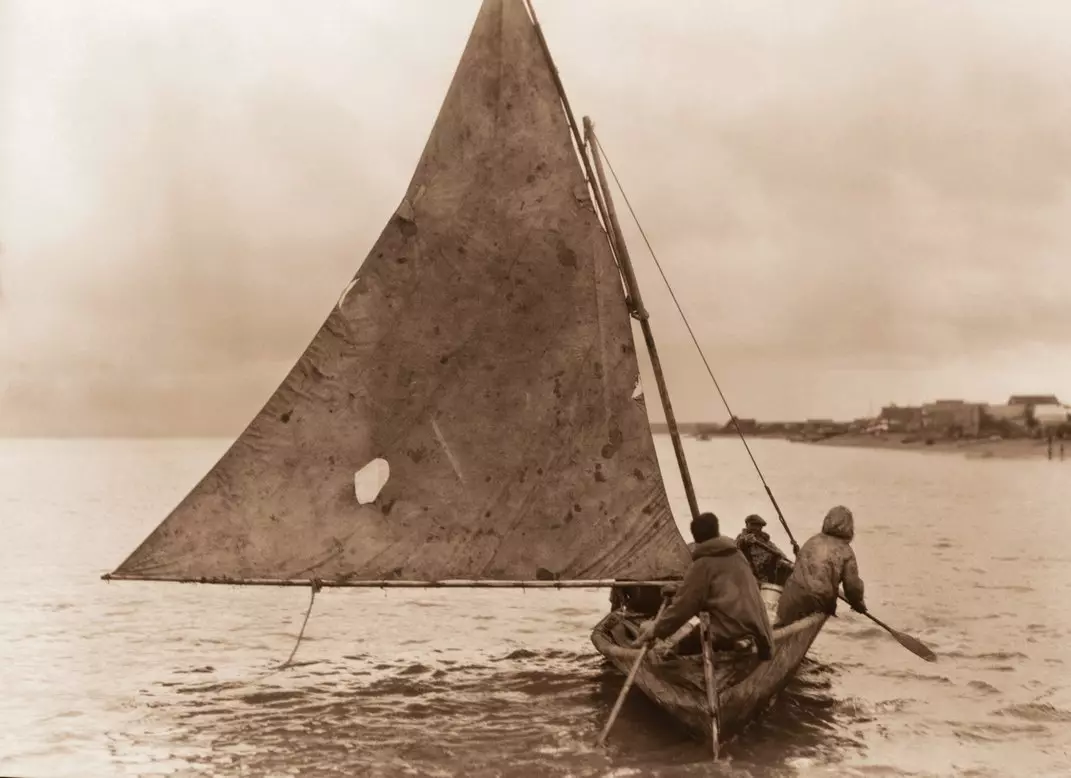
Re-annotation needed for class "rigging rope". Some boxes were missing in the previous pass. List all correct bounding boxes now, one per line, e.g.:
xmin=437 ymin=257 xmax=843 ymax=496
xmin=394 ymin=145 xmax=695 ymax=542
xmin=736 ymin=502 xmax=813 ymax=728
xmin=592 ymin=136 xmax=801 ymax=556
xmin=212 ymin=580 xmax=322 ymax=688
xmin=280 ymin=579 xmax=321 ymax=669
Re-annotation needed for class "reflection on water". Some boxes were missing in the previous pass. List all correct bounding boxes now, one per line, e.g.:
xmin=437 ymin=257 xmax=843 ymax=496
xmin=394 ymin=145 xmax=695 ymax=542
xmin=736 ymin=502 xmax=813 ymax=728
xmin=1 ymin=437 xmax=1069 ymax=777
xmin=115 ymin=649 xmax=851 ymax=777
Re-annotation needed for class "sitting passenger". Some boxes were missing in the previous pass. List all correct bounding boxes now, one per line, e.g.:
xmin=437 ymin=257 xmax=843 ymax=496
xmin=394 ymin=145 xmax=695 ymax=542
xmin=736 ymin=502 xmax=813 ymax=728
xmin=735 ymin=514 xmax=794 ymax=585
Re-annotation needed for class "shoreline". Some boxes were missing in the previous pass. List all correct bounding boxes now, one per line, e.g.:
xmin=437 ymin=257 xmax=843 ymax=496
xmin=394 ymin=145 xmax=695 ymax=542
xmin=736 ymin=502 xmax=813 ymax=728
xmin=793 ymin=432 xmax=1065 ymax=460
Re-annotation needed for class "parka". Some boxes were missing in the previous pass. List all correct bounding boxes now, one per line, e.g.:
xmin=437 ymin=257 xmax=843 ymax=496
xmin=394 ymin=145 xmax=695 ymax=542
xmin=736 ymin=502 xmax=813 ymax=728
xmin=651 ymin=536 xmax=775 ymax=658
xmin=775 ymin=505 xmax=865 ymax=626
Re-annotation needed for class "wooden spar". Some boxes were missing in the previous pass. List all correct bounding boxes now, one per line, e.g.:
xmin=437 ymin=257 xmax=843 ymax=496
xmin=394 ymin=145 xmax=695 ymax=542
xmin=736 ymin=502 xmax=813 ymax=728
xmin=583 ymin=116 xmax=700 ymax=521
xmin=698 ymin=612 xmax=722 ymax=758
xmin=522 ymin=1 xmax=697 ymax=520
xmin=583 ymin=133 xmax=625 ymax=270
xmin=100 ymin=573 xmax=678 ymax=588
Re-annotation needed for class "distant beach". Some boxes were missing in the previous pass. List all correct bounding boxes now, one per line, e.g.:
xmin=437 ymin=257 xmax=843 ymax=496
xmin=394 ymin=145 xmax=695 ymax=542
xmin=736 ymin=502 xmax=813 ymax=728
xmin=798 ymin=432 xmax=1064 ymax=460
xmin=651 ymin=400 xmax=1069 ymax=461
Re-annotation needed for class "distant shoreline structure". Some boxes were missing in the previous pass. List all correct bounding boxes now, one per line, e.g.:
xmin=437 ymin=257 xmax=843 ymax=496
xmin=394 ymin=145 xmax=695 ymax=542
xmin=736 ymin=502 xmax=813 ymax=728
xmin=655 ymin=394 xmax=1069 ymax=460
xmin=4 ymin=395 xmax=1068 ymax=445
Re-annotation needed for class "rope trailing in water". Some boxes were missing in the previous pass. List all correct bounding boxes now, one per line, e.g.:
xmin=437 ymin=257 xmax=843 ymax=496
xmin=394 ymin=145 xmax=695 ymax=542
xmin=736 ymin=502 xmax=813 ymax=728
xmin=217 ymin=580 xmax=324 ymax=687
xmin=592 ymin=136 xmax=800 ymax=555
xmin=279 ymin=579 xmax=322 ymax=669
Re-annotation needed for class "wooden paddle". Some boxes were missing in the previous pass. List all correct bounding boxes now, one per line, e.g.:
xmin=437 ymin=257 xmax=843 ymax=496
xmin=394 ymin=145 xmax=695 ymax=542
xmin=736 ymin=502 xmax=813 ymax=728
xmin=750 ymin=536 xmax=937 ymax=663
xmin=597 ymin=600 xmax=667 ymax=747
xmin=842 ymin=597 xmax=937 ymax=662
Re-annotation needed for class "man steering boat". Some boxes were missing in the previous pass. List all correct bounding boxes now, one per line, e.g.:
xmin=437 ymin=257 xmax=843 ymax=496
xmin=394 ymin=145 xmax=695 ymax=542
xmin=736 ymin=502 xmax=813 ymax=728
xmin=631 ymin=512 xmax=774 ymax=660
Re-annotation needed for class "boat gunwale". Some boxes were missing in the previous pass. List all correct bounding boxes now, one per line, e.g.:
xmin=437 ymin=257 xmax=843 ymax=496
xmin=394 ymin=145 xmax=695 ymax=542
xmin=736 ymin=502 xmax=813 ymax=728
xmin=591 ymin=611 xmax=825 ymax=664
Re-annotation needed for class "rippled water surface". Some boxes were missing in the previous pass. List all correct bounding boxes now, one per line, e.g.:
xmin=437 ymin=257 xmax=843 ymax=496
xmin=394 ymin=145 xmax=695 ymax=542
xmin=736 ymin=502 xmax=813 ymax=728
xmin=2 ymin=436 xmax=1069 ymax=777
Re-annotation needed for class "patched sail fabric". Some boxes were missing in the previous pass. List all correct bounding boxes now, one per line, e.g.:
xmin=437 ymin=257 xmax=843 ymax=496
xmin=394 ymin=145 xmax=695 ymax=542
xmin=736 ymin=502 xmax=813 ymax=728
xmin=109 ymin=0 xmax=690 ymax=584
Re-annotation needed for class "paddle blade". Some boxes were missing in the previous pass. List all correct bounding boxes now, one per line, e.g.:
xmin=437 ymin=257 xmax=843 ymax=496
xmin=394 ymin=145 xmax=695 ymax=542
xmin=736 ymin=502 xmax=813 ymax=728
xmin=848 ymin=601 xmax=939 ymax=663
xmin=891 ymin=628 xmax=937 ymax=662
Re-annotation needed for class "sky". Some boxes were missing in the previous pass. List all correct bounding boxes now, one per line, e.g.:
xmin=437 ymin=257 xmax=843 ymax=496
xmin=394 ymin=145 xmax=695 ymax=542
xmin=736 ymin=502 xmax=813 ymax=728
xmin=2 ymin=0 xmax=1070 ymax=435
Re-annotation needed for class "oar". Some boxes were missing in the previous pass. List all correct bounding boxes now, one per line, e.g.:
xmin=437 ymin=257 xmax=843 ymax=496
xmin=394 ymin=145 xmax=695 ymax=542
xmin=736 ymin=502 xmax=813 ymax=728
xmin=842 ymin=597 xmax=937 ymax=662
xmin=750 ymin=536 xmax=937 ymax=663
xmin=597 ymin=600 xmax=667 ymax=747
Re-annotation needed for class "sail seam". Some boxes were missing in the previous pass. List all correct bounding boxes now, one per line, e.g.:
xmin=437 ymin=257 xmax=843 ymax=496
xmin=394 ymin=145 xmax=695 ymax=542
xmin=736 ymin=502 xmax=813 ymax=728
xmin=285 ymin=530 xmax=359 ymax=579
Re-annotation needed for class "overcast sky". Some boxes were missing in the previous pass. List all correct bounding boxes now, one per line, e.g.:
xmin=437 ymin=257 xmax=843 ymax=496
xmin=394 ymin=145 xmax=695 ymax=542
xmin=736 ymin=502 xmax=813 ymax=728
xmin=2 ymin=0 xmax=1070 ymax=434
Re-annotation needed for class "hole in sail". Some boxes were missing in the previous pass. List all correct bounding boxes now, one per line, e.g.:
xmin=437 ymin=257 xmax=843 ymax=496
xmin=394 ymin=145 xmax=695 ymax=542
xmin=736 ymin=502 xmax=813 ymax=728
xmin=354 ymin=458 xmax=390 ymax=504
xmin=632 ymin=377 xmax=644 ymax=401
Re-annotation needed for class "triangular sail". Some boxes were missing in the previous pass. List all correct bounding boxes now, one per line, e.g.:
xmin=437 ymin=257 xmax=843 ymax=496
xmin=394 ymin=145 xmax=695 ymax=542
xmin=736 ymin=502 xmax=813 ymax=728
xmin=108 ymin=0 xmax=690 ymax=585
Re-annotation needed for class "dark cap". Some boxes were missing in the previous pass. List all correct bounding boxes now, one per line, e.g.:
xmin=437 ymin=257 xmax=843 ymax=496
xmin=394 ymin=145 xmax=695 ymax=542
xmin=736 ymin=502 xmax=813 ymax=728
xmin=744 ymin=514 xmax=766 ymax=528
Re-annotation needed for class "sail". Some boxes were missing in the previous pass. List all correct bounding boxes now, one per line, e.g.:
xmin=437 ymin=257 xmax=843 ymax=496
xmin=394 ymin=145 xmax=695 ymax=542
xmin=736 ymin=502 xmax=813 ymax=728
xmin=108 ymin=0 xmax=691 ymax=584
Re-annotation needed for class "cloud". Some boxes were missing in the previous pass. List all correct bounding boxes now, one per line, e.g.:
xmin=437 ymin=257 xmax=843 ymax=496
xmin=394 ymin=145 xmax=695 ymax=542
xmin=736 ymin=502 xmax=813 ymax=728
xmin=570 ymin=0 xmax=1071 ymax=368
xmin=2 ymin=0 xmax=1070 ymax=430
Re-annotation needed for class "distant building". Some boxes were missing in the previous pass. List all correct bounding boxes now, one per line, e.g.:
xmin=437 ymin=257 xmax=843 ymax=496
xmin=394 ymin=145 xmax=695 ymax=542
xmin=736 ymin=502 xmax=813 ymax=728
xmin=1008 ymin=394 xmax=1060 ymax=408
xmin=1034 ymin=404 xmax=1071 ymax=431
xmin=983 ymin=404 xmax=1031 ymax=437
xmin=723 ymin=416 xmax=757 ymax=434
xmin=1005 ymin=395 xmax=1064 ymax=436
xmin=985 ymin=404 xmax=1027 ymax=422
xmin=801 ymin=418 xmax=844 ymax=437
xmin=921 ymin=399 xmax=983 ymax=437
xmin=879 ymin=405 xmax=922 ymax=432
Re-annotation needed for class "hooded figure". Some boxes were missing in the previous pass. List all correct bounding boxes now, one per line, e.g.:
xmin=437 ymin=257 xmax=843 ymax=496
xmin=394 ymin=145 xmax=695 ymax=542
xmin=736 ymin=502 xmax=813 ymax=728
xmin=634 ymin=512 xmax=775 ymax=660
xmin=775 ymin=505 xmax=866 ymax=626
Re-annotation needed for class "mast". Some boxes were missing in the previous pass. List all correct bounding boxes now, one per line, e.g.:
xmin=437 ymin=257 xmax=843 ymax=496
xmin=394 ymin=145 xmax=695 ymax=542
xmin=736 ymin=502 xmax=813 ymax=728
xmin=583 ymin=117 xmax=700 ymax=521
xmin=522 ymin=0 xmax=699 ymax=522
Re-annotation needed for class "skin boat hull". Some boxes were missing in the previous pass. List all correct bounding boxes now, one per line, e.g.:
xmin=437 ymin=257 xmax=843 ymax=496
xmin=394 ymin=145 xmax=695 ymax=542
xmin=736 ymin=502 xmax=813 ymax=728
xmin=590 ymin=586 xmax=827 ymax=743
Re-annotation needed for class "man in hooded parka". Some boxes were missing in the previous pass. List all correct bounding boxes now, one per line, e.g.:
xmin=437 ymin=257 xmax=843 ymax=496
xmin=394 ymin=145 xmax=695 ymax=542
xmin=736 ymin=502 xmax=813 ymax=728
xmin=775 ymin=505 xmax=867 ymax=626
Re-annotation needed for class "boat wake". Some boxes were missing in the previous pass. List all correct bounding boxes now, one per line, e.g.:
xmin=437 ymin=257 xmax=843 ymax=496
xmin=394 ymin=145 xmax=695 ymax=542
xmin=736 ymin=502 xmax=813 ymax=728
xmin=160 ymin=653 xmax=870 ymax=774
xmin=86 ymin=651 xmax=873 ymax=777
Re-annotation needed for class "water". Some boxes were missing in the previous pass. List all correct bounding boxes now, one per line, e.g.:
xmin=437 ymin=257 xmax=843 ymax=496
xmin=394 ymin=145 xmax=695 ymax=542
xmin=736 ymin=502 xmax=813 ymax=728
xmin=1 ymin=436 xmax=1068 ymax=777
